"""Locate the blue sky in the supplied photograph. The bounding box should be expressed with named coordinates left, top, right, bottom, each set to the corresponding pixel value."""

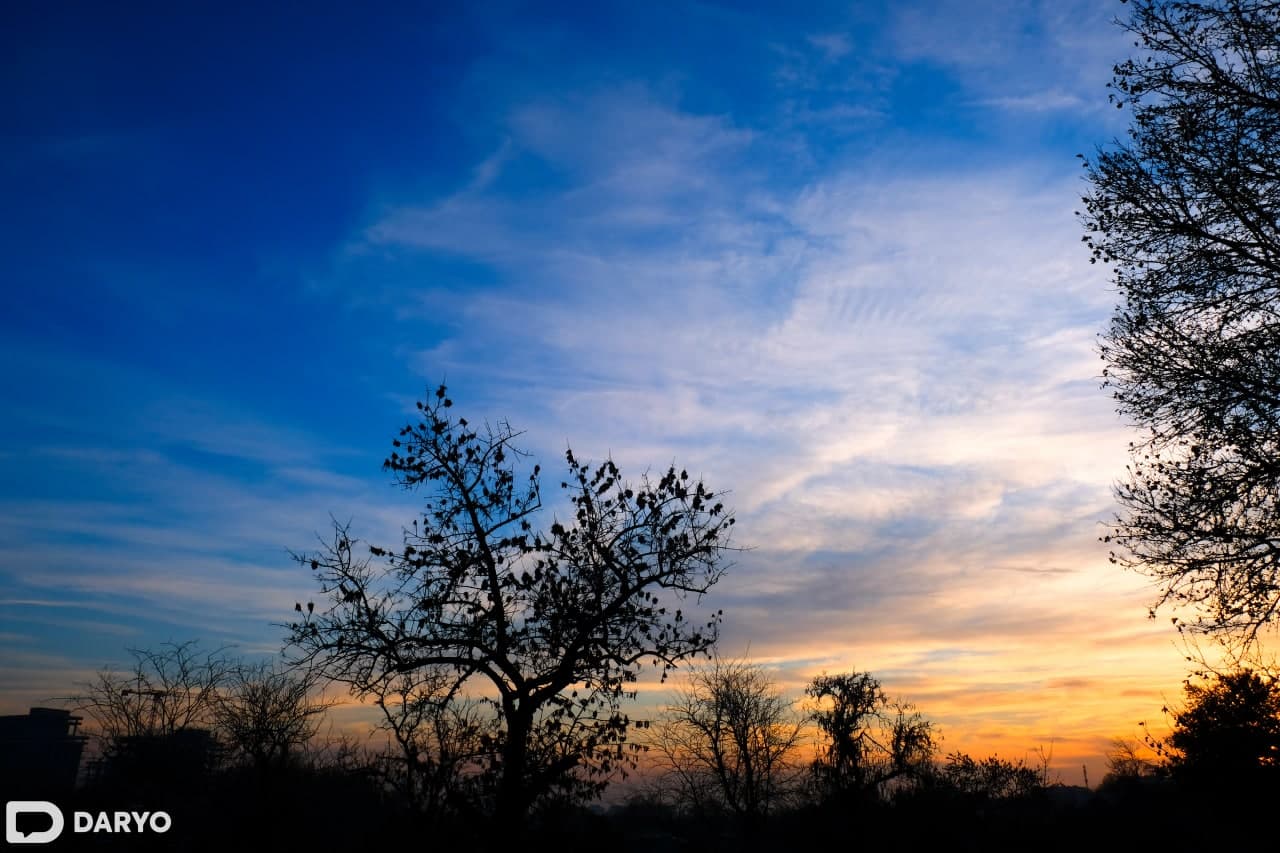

left=2, top=0, right=1189, bottom=780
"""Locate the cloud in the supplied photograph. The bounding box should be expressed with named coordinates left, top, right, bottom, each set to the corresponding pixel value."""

left=357, top=88, right=1124, bottom=541
left=337, top=75, right=1180, bottom=777
left=362, top=87, right=757, bottom=267
left=888, top=0, right=1128, bottom=121
left=1, top=6, right=1186, bottom=781
left=0, top=355, right=428, bottom=716
left=978, top=90, right=1088, bottom=112
left=806, top=33, right=853, bottom=62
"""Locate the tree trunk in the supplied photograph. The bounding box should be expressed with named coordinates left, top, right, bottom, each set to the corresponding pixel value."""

left=494, top=703, right=531, bottom=837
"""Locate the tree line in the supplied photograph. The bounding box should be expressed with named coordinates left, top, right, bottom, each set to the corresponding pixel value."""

left=54, top=633, right=1280, bottom=850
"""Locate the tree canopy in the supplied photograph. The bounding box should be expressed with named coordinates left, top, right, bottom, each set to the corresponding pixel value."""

left=806, top=670, right=936, bottom=803
left=1164, top=668, right=1280, bottom=784
left=1081, top=0, right=1280, bottom=646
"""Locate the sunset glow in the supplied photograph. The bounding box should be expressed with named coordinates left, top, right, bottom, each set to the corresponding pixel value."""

left=3, top=0, right=1202, bottom=790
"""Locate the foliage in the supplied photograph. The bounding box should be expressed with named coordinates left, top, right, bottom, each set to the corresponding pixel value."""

left=806, top=671, right=937, bottom=803
left=1161, top=668, right=1280, bottom=783
left=287, top=386, right=735, bottom=823
left=1080, top=0, right=1280, bottom=646
left=648, top=658, right=804, bottom=823
left=937, top=752, right=1045, bottom=800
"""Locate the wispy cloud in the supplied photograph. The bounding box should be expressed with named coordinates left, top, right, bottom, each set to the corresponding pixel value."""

left=2, top=0, right=1184, bottom=785
left=337, top=71, right=1174, bottom=778
left=978, top=89, right=1088, bottom=112
left=805, top=33, right=853, bottom=62
left=889, top=0, right=1127, bottom=121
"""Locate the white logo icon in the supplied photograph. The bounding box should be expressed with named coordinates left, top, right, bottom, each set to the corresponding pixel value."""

left=5, top=801, right=64, bottom=844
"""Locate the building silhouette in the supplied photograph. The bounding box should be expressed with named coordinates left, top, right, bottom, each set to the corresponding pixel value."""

left=0, top=707, right=88, bottom=795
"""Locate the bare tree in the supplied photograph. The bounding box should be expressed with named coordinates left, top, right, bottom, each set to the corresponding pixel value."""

left=66, top=641, right=235, bottom=784
left=938, top=752, right=1045, bottom=800
left=1103, top=737, right=1160, bottom=782
left=648, top=658, right=804, bottom=826
left=368, top=666, right=495, bottom=816
left=214, top=659, right=334, bottom=772
left=288, top=386, right=735, bottom=827
left=1081, top=0, right=1280, bottom=648
left=70, top=640, right=231, bottom=748
left=68, top=641, right=337, bottom=783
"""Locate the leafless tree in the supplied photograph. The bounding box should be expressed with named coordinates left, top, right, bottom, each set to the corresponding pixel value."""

left=1103, top=737, right=1160, bottom=782
left=939, top=752, right=1044, bottom=800
left=1081, top=0, right=1280, bottom=649
left=648, top=658, right=805, bottom=825
left=68, top=641, right=336, bottom=780
left=214, top=659, right=334, bottom=772
left=368, top=666, right=495, bottom=815
left=70, top=640, right=232, bottom=750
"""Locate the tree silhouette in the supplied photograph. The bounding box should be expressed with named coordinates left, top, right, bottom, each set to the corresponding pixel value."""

left=366, top=665, right=494, bottom=817
left=213, top=659, right=333, bottom=773
left=67, top=641, right=332, bottom=784
left=1164, top=668, right=1280, bottom=785
left=648, top=658, right=804, bottom=826
left=1102, top=737, right=1160, bottom=784
left=71, top=641, right=228, bottom=740
left=806, top=671, right=936, bottom=804
left=937, top=752, right=1044, bottom=800
left=1080, top=0, right=1280, bottom=646
left=288, top=386, right=735, bottom=827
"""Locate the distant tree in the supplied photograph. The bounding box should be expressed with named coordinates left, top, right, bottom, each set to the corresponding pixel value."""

left=69, top=641, right=334, bottom=782
left=1102, top=736, right=1161, bottom=782
left=648, top=658, right=804, bottom=825
left=70, top=641, right=230, bottom=749
left=213, top=659, right=333, bottom=773
left=1080, top=0, right=1280, bottom=646
left=806, top=671, right=937, bottom=804
left=288, top=386, right=735, bottom=828
left=1163, top=668, right=1280, bottom=784
left=937, top=752, right=1045, bottom=800
left=68, top=641, right=234, bottom=784
left=368, top=666, right=495, bottom=816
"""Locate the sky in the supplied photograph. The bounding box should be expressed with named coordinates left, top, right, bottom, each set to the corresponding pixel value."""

left=1, top=0, right=1198, bottom=786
